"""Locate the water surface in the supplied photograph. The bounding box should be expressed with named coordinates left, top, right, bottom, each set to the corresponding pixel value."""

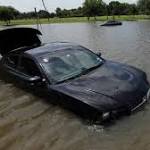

left=0, top=21, right=150, bottom=150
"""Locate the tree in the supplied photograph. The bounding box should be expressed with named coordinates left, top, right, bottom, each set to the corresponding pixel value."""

left=55, top=7, right=84, bottom=18
left=108, top=1, right=122, bottom=16
left=38, top=10, right=50, bottom=18
left=107, top=2, right=138, bottom=16
left=137, top=0, right=150, bottom=15
left=0, top=6, right=20, bottom=25
left=83, top=0, right=105, bottom=20
left=56, top=7, right=62, bottom=17
left=8, top=6, right=20, bottom=18
left=127, top=4, right=138, bottom=15
left=0, top=7, right=12, bottom=25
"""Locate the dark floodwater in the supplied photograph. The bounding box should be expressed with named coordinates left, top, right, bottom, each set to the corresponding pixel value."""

left=0, top=21, right=150, bottom=150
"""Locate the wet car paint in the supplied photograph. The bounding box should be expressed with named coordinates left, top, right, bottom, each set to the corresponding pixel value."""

left=0, top=27, right=149, bottom=122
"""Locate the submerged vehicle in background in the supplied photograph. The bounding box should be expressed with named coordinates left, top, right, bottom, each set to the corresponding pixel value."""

left=0, top=27, right=149, bottom=122
left=101, top=20, right=122, bottom=26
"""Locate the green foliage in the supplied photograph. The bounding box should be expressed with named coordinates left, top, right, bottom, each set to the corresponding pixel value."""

left=137, top=0, right=150, bottom=15
left=83, top=0, right=106, bottom=19
left=55, top=7, right=83, bottom=18
left=0, top=0, right=149, bottom=25
left=56, top=7, right=62, bottom=17
left=38, top=10, right=51, bottom=18
left=108, top=1, right=138, bottom=16
left=0, top=6, right=19, bottom=25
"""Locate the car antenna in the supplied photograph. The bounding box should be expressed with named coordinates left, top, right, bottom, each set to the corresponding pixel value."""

left=41, top=0, right=50, bottom=21
left=34, top=7, right=43, bottom=32
left=34, top=7, right=40, bottom=30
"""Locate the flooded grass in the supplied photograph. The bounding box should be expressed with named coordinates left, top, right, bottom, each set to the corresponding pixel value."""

left=0, top=15, right=150, bottom=26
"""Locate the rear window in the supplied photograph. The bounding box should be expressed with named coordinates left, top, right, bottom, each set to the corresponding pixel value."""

left=19, top=57, right=41, bottom=77
left=4, top=55, right=19, bottom=68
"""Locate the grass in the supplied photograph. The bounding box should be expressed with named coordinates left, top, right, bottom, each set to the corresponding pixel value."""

left=0, top=15, right=150, bottom=26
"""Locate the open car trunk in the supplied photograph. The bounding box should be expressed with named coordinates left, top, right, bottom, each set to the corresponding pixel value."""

left=0, top=27, right=42, bottom=56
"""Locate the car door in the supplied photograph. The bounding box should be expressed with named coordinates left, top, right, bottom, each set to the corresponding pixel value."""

left=18, top=55, right=53, bottom=96
left=17, top=55, right=47, bottom=88
left=1, top=54, right=46, bottom=88
left=0, top=54, right=21, bottom=82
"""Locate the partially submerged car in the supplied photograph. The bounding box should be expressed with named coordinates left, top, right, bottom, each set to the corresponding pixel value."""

left=0, top=27, right=150, bottom=122
left=101, top=20, right=122, bottom=26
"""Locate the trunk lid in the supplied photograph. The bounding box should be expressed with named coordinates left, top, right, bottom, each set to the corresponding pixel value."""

left=0, top=27, right=42, bottom=56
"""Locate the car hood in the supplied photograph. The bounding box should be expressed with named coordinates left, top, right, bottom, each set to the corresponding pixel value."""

left=51, top=61, right=149, bottom=112
left=0, top=27, right=42, bottom=56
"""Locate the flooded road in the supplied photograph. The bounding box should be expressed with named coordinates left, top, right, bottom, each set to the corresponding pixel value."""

left=0, top=21, right=150, bottom=150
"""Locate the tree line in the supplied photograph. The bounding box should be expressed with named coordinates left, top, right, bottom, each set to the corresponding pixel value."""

left=0, top=0, right=150, bottom=24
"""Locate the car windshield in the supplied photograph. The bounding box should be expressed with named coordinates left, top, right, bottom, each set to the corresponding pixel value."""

left=40, top=47, right=103, bottom=84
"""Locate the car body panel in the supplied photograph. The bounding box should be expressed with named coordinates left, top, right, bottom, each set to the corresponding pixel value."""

left=0, top=27, right=42, bottom=56
left=51, top=60, right=149, bottom=112
left=0, top=28, right=149, bottom=120
left=101, top=20, right=122, bottom=26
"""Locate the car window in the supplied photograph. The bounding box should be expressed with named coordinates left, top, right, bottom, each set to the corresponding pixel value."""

left=40, top=47, right=103, bottom=83
left=4, top=55, right=19, bottom=68
left=19, top=57, right=41, bottom=77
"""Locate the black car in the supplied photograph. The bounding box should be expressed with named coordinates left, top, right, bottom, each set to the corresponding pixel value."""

left=0, top=27, right=150, bottom=122
left=101, top=20, right=122, bottom=26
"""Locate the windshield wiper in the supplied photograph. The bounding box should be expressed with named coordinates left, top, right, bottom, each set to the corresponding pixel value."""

left=80, top=63, right=102, bottom=75
left=56, top=63, right=103, bottom=84
left=56, top=73, right=82, bottom=84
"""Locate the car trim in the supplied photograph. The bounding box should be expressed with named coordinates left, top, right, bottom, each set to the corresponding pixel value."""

left=147, top=88, right=150, bottom=100
left=131, top=96, right=148, bottom=112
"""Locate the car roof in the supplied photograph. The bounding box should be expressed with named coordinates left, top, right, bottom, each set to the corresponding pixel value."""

left=25, top=42, right=82, bottom=57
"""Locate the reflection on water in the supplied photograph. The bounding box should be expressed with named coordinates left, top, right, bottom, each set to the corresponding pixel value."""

left=0, top=21, right=150, bottom=150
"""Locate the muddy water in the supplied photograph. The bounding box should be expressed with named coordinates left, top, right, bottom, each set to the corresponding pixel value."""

left=0, top=21, right=150, bottom=150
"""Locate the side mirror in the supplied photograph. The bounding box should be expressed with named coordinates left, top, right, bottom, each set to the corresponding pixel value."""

left=29, top=76, right=42, bottom=83
left=28, top=76, right=46, bottom=86
left=96, top=52, right=101, bottom=57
